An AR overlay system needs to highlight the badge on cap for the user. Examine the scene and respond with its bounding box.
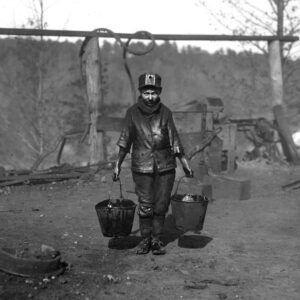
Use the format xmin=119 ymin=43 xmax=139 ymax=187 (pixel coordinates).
xmin=144 ymin=74 xmax=156 ymax=86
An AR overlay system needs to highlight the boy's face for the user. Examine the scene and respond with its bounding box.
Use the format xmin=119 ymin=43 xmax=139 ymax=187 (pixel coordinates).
xmin=141 ymin=88 xmax=160 ymax=107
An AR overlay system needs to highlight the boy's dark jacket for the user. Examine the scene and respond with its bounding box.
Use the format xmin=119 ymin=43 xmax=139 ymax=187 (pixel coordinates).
xmin=117 ymin=98 xmax=184 ymax=173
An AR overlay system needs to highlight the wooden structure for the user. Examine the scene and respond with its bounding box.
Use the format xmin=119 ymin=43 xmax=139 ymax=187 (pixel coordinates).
xmin=173 ymin=98 xmax=237 ymax=174
xmin=57 ymin=102 xmax=237 ymax=175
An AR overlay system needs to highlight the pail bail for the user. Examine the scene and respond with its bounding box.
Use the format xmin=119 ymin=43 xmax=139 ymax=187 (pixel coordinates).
xmin=173 ymin=175 xmax=209 ymax=202
xmin=107 ymin=179 xmax=124 ymax=208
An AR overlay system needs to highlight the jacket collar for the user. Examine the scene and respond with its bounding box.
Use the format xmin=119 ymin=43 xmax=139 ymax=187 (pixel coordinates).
xmin=137 ymin=96 xmax=161 ymax=115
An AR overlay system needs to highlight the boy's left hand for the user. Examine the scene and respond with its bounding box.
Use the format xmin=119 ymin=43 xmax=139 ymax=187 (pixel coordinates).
xmin=180 ymin=156 xmax=194 ymax=178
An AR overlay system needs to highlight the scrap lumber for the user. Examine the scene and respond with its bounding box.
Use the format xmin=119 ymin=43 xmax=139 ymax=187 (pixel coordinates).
xmin=0 ymin=162 xmax=113 ymax=188
xmin=0 ymin=172 xmax=83 ymax=188
xmin=281 ymin=179 xmax=300 ymax=191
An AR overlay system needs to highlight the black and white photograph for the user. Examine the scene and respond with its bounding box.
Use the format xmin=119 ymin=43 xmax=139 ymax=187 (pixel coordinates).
xmin=0 ymin=0 xmax=299 ymax=299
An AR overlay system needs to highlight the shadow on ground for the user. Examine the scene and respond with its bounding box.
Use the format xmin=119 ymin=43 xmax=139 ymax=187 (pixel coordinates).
xmin=163 ymin=214 xmax=213 ymax=249
xmin=108 ymin=235 xmax=142 ymax=250
xmin=177 ymin=235 xmax=212 ymax=249
xmin=107 ymin=214 xmax=213 ymax=250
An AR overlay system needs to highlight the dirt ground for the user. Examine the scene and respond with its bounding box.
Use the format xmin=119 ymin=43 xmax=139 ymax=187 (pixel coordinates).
xmin=0 ymin=161 xmax=299 ymax=300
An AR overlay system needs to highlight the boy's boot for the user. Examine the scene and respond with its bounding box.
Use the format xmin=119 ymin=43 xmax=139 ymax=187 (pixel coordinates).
xmin=136 ymin=217 xmax=152 ymax=255
xmin=152 ymin=215 xmax=166 ymax=255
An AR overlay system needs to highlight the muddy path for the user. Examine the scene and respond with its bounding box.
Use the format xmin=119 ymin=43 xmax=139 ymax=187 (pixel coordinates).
xmin=0 ymin=162 xmax=299 ymax=299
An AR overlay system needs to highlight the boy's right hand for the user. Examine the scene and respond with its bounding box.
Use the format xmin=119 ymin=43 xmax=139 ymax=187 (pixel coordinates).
xmin=112 ymin=165 xmax=121 ymax=181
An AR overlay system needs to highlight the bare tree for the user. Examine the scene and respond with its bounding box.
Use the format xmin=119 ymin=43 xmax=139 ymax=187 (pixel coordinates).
xmin=196 ymin=0 xmax=300 ymax=60
xmin=14 ymin=0 xmax=63 ymax=170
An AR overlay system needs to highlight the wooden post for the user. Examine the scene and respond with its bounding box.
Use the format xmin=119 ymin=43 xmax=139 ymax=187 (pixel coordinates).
xmin=268 ymin=40 xmax=299 ymax=164
xmin=81 ymin=37 xmax=104 ymax=164
xmin=277 ymin=0 xmax=284 ymax=62
xmin=218 ymin=123 xmax=237 ymax=173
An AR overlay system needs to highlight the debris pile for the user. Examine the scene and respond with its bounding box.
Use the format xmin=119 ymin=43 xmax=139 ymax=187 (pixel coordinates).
xmin=0 ymin=162 xmax=113 ymax=188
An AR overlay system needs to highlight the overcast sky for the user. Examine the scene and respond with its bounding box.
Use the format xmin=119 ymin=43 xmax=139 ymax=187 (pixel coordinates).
xmin=0 ymin=0 xmax=252 ymax=52
xmin=0 ymin=0 xmax=299 ymax=56
xmin=1 ymin=0 xmax=216 ymax=33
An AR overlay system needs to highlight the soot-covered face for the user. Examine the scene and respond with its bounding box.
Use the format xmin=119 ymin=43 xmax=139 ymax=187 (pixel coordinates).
xmin=141 ymin=88 xmax=160 ymax=107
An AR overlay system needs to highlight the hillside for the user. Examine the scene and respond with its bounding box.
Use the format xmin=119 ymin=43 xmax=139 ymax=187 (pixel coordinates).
xmin=0 ymin=38 xmax=299 ymax=169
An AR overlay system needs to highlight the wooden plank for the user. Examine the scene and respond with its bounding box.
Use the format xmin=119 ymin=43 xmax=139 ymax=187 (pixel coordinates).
xmin=282 ymin=179 xmax=300 ymax=191
xmin=0 ymin=172 xmax=83 ymax=188
xmin=0 ymin=28 xmax=298 ymax=42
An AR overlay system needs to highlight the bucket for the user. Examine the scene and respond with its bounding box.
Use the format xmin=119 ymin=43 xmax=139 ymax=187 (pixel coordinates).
xmin=95 ymin=180 xmax=136 ymax=237
xmin=171 ymin=176 xmax=209 ymax=232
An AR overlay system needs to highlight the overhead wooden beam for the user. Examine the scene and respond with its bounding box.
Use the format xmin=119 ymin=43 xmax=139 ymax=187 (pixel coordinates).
xmin=0 ymin=27 xmax=298 ymax=42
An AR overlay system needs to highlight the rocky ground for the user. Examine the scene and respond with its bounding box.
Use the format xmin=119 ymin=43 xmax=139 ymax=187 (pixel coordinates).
xmin=0 ymin=161 xmax=299 ymax=300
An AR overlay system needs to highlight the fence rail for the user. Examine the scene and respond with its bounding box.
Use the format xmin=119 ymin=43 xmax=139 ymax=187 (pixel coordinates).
xmin=0 ymin=27 xmax=298 ymax=42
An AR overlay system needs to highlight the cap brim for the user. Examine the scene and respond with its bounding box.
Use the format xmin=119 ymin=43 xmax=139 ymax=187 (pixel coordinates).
xmin=139 ymin=85 xmax=162 ymax=92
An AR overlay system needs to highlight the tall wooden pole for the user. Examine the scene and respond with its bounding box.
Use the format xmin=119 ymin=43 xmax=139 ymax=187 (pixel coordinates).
xmin=268 ymin=40 xmax=300 ymax=164
xmin=277 ymin=0 xmax=284 ymax=61
xmin=81 ymin=37 xmax=104 ymax=164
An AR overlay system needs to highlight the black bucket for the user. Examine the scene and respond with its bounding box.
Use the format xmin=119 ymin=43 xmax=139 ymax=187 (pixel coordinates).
xmin=95 ymin=180 xmax=136 ymax=237
xmin=171 ymin=176 xmax=209 ymax=232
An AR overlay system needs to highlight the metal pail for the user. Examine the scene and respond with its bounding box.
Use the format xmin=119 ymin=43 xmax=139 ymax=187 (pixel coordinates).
xmin=95 ymin=180 xmax=136 ymax=237
xmin=171 ymin=176 xmax=209 ymax=232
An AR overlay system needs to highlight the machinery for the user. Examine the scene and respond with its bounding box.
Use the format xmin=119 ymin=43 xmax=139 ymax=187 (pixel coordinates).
xmin=173 ymin=97 xmax=237 ymax=178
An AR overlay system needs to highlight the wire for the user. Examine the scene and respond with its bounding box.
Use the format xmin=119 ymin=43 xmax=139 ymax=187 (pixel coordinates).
xmin=122 ymin=31 xmax=155 ymax=103
xmin=82 ymin=28 xmax=156 ymax=104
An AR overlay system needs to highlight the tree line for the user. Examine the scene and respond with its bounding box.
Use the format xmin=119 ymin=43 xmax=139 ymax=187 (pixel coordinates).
xmin=0 ymin=38 xmax=299 ymax=169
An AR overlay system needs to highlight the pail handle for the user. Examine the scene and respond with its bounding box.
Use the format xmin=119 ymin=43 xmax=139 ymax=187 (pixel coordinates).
xmin=173 ymin=175 xmax=189 ymax=196
xmin=108 ymin=178 xmax=124 ymax=203
xmin=173 ymin=175 xmax=203 ymax=196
